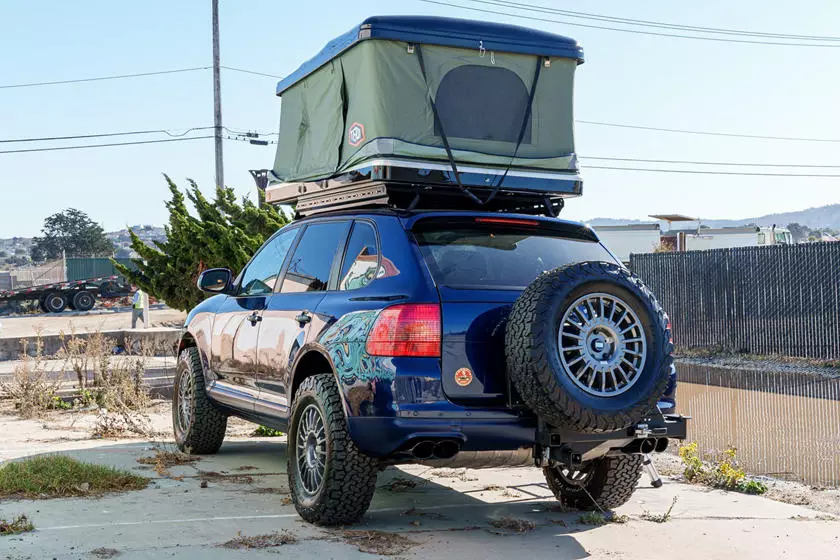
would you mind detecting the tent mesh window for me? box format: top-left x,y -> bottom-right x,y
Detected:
435,65 -> 531,144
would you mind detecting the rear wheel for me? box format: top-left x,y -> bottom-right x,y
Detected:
173,347 -> 227,454
288,374 -> 378,526
44,292 -> 68,313
72,291 -> 96,312
544,454 -> 643,510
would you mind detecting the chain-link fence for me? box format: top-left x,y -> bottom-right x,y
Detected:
631,243 -> 840,360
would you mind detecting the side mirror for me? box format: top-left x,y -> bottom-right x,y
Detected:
197,268 -> 233,294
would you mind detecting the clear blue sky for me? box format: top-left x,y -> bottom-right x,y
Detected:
1,0 -> 839,237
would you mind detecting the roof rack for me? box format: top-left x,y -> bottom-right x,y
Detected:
266,159 -> 581,218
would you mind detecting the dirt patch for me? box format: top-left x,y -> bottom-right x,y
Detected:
197,470 -> 254,485
90,547 -> 120,558
234,465 -> 258,471
219,530 -> 297,549
136,450 -> 198,478
248,487 -> 289,495
383,477 -> 419,492
336,530 -> 419,556
429,468 -> 478,482
489,517 -> 536,534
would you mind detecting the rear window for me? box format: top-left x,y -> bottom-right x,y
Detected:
414,221 -> 616,290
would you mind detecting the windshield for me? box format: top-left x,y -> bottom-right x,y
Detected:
415,222 -> 617,290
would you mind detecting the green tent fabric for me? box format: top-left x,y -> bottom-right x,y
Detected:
273,39 -> 578,183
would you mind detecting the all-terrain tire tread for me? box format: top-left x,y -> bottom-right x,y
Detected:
544,454 -> 643,510
506,261 -> 672,433
289,374 -> 378,526
174,347 -> 227,454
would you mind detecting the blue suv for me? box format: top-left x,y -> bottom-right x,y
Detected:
174,209 -> 683,525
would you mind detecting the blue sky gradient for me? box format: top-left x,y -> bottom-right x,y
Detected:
1,0 -> 838,236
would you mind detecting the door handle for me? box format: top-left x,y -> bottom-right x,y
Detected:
295,311 -> 312,325
247,312 -> 262,326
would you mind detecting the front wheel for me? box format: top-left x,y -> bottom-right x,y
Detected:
288,374 -> 378,526
544,454 -> 643,510
173,347 -> 227,454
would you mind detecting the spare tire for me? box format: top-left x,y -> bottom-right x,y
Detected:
506,261 -> 672,433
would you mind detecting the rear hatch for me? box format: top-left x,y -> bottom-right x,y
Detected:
412,215 -> 619,405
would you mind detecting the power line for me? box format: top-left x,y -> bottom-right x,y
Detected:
577,120 -> 840,143
0,65 -> 279,91
0,126 -> 272,144
416,0 -> 840,47
221,66 -> 282,79
458,0 -> 840,42
579,155 -> 840,168
0,136 -> 213,155
0,67 -> 211,90
584,165 -> 840,178
0,127 -> 216,144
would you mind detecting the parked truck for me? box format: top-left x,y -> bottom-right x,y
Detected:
0,276 -> 131,314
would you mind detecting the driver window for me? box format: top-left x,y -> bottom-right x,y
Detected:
238,228 -> 299,296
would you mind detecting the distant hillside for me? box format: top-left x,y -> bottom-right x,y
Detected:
587,204 -> 840,230
0,225 -> 166,265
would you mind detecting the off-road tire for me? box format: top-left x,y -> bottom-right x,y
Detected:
288,374 -> 378,526
544,454 -> 643,510
506,261 -> 672,433
37,297 -> 49,314
173,347 -> 227,454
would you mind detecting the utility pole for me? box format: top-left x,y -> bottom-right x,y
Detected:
212,0 -> 224,188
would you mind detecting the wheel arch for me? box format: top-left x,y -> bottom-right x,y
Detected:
289,346 -> 341,408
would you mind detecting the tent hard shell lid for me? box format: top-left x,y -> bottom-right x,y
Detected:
267,15 -> 585,216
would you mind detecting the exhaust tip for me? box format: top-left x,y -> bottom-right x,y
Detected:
411,441 -> 435,460
433,440 -> 460,460
640,438 -> 657,454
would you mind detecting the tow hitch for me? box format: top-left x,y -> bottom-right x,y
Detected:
534,411 -> 688,469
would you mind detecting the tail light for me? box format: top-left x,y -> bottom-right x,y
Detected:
664,314 -> 673,344
366,304 -> 441,357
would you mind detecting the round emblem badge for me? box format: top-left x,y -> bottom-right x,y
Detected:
454,368 -> 473,387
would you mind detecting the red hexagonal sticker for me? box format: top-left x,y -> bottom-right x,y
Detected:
347,122 -> 366,147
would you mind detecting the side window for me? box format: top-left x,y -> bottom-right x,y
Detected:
280,222 -> 347,293
757,233 -> 766,245
435,65 -> 531,143
238,228 -> 298,296
338,222 -> 379,291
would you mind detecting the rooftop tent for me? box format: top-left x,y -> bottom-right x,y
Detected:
270,16 -> 584,205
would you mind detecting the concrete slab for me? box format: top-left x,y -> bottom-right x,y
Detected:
1,436 -> 837,560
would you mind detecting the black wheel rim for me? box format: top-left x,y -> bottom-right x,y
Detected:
296,404 -> 327,495
49,296 -> 64,310
557,464 -> 593,488
77,293 -> 94,308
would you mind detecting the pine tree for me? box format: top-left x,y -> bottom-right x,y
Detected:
114,175 -> 290,311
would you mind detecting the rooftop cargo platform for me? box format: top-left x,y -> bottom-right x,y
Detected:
266,15 -> 584,216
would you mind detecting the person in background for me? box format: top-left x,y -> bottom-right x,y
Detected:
131,286 -> 149,329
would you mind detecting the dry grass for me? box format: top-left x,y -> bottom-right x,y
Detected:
0,514 -> 34,536
383,477 -> 419,492
641,496 -> 679,523
338,530 -> 419,556
577,511 -> 629,526
0,455 -> 147,499
220,530 -> 297,549
0,336 -> 61,418
136,450 -> 199,478
489,517 -> 536,533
